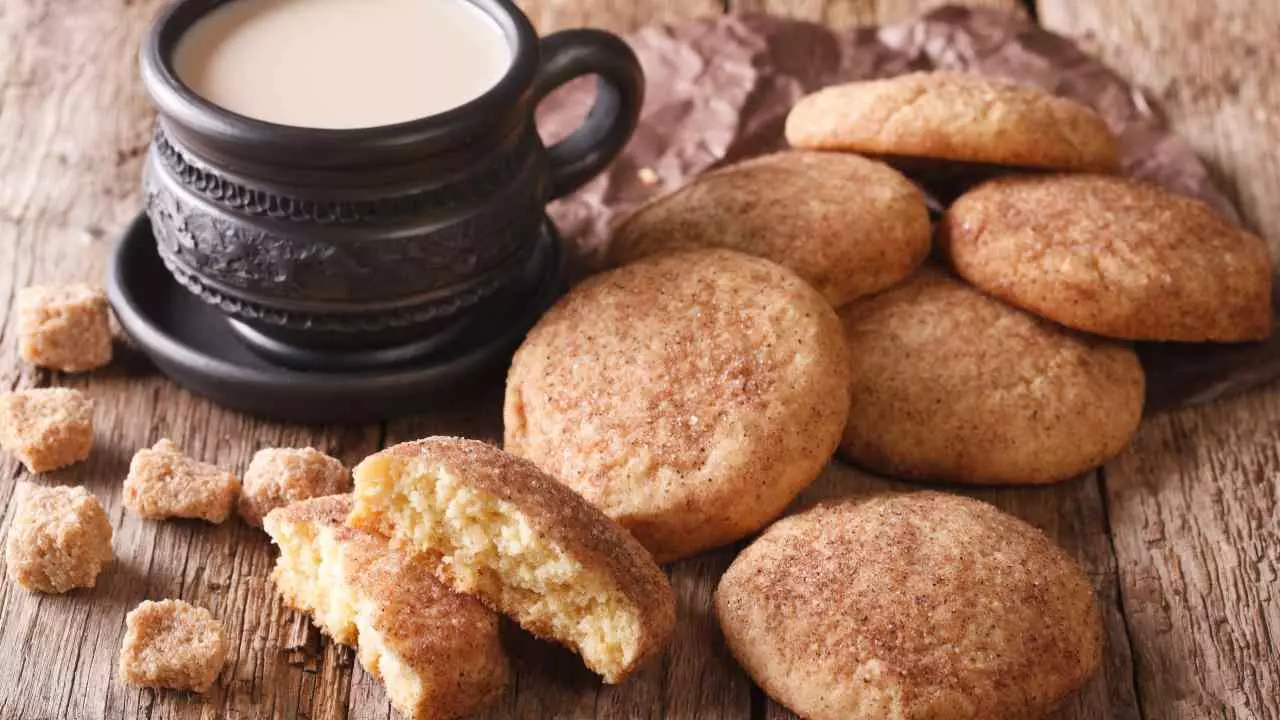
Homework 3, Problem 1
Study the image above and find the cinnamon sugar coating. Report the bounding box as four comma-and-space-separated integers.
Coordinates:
17, 283, 113, 372
609, 150, 931, 306
940, 174, 1274, 342
0, 387, 94, 473
504, 249, 851, 562
786, 71, 1119, 172
123, 439, 239, 523
238, 447, 349, 527
5, 482, 113, 593
838, 266, 1144, 485
118, 599, 227, 693
715, 492, 1102, 720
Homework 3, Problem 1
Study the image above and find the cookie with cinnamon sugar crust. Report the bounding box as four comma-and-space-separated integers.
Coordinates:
838, 266, 1143, 485
609, 151, 931, 306
940, 174, 1274, 342
715, 492, 1102, 720
504, 249, 851, 562
785, 71, 1119, 173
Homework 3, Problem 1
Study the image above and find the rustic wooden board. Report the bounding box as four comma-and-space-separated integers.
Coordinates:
516, 0, 725, 34
0, 0, 1276, 719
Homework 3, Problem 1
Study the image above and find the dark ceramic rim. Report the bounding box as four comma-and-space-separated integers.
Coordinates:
140, 0, 541, 166
106, 211, 563, 403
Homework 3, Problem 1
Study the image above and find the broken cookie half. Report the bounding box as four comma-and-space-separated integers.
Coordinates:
347, 436, 676, 684
264, 494, 507, 720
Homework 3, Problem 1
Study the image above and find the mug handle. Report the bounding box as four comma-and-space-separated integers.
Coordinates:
531, 29, 645, 200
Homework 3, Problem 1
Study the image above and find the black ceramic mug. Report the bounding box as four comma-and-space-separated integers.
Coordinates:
139, 0, 643, 366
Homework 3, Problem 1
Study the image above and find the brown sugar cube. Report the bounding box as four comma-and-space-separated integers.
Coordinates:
17, 283, 113, 373
0, 388, 94, 473
118, 599, 227, 693
5, 482, 113, 593
123, 439, 239, 523
237, 447, 349, 528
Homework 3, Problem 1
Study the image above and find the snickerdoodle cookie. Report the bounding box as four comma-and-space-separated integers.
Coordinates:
715, 492, 1102, 720
265, 495, 508, 720
940, 174, 1274, 342
347, 437, 675, 684
839, 267, 1143, 485
504, 249, 851, 562
785, 72, 1119, 173
608, 151, 931, 306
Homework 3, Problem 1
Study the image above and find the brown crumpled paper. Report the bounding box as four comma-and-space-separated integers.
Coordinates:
538, 6, 1280, 411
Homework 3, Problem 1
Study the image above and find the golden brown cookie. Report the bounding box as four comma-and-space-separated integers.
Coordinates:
940, 174, 1274, 342
786, 71, 1119, 173
348, 437, 675, 684
715, 492, 1102, 720
839, 267, 1144, 485
504, 249, 851, 562
609, 151, 931, 306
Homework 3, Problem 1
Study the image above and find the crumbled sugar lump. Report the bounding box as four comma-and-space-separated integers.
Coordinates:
5, 482, 113, 593
0, 387, 94, 473
118, 599, 227, 693
17, 283, 113, 373
123, 439, 240, 523
237, 446, 349, 527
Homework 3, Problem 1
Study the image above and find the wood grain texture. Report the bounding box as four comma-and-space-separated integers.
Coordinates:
1040, 3, 1280, 718
1099, 393, 1280, 720
729, 0, 1022, 27
517, 0, 724, 34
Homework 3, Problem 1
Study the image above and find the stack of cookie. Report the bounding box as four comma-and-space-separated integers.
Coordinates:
501, 71, 1274, 719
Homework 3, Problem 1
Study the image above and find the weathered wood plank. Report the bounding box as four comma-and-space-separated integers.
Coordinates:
516, 0, 724, 34
1095, 392, 1280, 719
728, 0, 1023, 27
1039, 2, 1280, 717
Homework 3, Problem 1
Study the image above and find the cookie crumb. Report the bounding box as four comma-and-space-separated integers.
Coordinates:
119, 599, 227, 693
17, 284, 113, 372
0, 387, 94, 473
123, 439, 239, 523
5, 482, 113, 593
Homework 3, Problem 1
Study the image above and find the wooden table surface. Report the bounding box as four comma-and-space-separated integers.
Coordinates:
1, 1, 1277, 719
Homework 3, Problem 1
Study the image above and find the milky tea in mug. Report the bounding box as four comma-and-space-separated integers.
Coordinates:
173, 0, 512, 129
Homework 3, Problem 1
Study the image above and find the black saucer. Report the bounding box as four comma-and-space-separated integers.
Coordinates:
106, 213, 564, 423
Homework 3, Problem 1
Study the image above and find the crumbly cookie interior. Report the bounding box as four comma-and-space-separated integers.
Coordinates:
352, 458, 643, 682
268, 514, 442, 716
266, 518, 358, 644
